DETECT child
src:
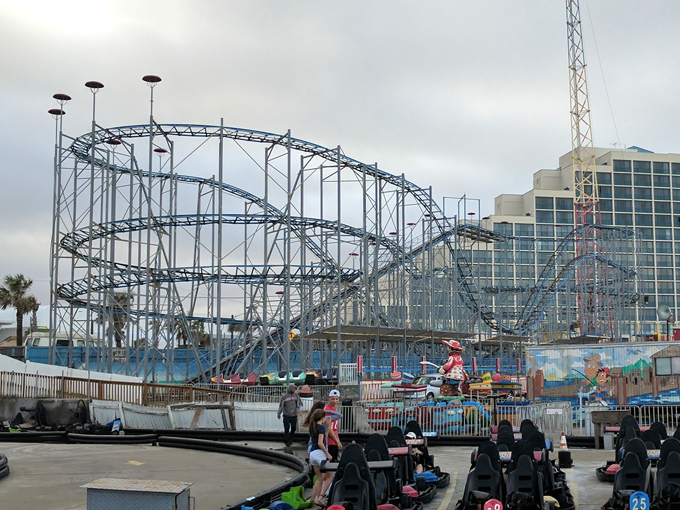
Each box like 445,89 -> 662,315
308,408 -> 332,506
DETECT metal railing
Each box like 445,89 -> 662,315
5,370 -> 680,438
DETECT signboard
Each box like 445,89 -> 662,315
629,491 -> 649,510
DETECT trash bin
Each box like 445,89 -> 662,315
603,432 -> 615,450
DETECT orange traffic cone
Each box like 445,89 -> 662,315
560,432 -> 568,450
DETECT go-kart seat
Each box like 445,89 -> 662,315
655,451 -> 680,507
658,438 -> 680,470
460,453 -> 502,508
330,462 -> 370,510
506,454 -> 544,510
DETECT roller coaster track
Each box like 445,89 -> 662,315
63,124 -> 638,378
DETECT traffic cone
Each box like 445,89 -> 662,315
560,432 -> 568,450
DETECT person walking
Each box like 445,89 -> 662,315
277,384 -> 303,446
324,389 -> 343,461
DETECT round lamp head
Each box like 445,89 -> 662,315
143,75 -> 162,84
53,93 -> 72,102
85,81 -> 104,90
48,108 -> 65,116
658,304 -> 672,321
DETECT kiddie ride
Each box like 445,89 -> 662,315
320,419 -> 450,510
454,418 -> 575,510
594,414 -> 680,510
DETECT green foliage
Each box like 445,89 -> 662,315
0,274 -> 38,347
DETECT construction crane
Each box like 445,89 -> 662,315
565,0 -> 611,339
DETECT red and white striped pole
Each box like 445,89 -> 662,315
421,356 -> 427,374
391,356 -> 397,372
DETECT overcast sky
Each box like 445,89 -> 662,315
1,0 -> 679,326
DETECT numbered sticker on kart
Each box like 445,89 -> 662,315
484,499 -> 503,510
630,491 -> 649,510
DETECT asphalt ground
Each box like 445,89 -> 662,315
0,440 -> 617,510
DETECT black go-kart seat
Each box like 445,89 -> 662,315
641,430 -> 662,450
506,454 -> 544,510
329,443 -> 377,510
367,449 -> 389,504
659,438 -> 680,470
520,418 -> 534,432
655,451 -> 680,508
459,453 -> 502,509
499,419 -> 513,430
651,421 -> 669,440
610,451 -> 649,508
623,438 -> 651,471
476,440 -> 502,473
330,462 -> 370,510
616,426 -> 639,462
497,428 -> 516,452
365,433 -> 400,502
619,415 -> 640,435
508,440 -> 536,474
386,426 -> 407,447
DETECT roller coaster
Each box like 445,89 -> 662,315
47,91 -> 640,383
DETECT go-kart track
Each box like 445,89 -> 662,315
0,438 -> 618,510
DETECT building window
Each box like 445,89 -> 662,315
599,199 -> 612,212
555,211 -> 573,224
535,197 -> 554,210
633,161 -> 651,173
519,252 -> 535,264
655,357 -> 677,376
599,186 -> 612,198
640,254 -> 655,266
656,202 -> 672,214
635,187 -> 653,199
555,197 -> 573,210
600,213 -> 613,225
656,215 -> 672,227
656,188 -> 672,200
556,225 -> 573,237
597,172 -> 612,184
654,162 -> 670,175
637,227 -> 654,240
657,228 -> 673,240
673,176 -> 680,188
536,210 -> 554,223
517,239 -> 534,251
615,200 -> 633,212
654,175 -> 671,187
494,222 -> 513,235
537,239 -> 555,251
536,224 -> 554,237
515,223 -> 533,236
615,160 -> 632,172
636,214 -> 654,226
657,255 -> 674,267
615,213 -> 633,225
657,241 -> 673,253
614,173 -> 632,186
635,201 -> 653,213
537,252 -> 552,265
658,268 -> 674,280
658,282 -> 675,294
634,174 -> 652,187
674,188 -> 680,201
615,187 -> 633,199
640,241 -> 655,252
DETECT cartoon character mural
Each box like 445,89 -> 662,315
580,352 -> 603,397
592,367 -> 611,402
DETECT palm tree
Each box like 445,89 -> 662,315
0,274 -> 38,347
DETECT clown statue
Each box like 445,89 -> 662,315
439,340 -> 467,382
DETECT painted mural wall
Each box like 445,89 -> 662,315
525,341 -> 680,405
